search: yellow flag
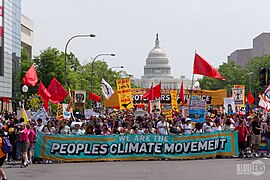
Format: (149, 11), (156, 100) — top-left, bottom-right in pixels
(22, 105), (28, 124)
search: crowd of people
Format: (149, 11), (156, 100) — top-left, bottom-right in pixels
(0, 110), (270, 169)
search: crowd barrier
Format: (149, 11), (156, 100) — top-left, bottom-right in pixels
(34, 131), (239, 161)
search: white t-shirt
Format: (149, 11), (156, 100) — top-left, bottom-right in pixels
(194, 129), (203, 134)
(212, 125), (223, 132)
(225, 124), (234, 131)
(203, 122), (213, 133)
(183, 124), (192, 134)
(157, 121), (168, 135)
(43, 126), (56, 134)
(35, 125), (44, 133)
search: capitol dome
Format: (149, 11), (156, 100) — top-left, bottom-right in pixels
(142, 34), (171, 79)
(148, 42), (167, 58)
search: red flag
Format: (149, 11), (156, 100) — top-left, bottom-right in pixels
(23, 64), (38, 86)
(247, 92), (254, 105)
(143, 83), (161, 100)
(48, 78), (68, 104)
(193, 53), (225, 80)
(143, 83), (161, 114)
(179, 81), (185, 106)
(38, 81), (51, 111)
(2, 97), (10, 103)
(88, 92), (101, 102)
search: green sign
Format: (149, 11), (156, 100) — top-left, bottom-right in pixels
(34, 131), (239, 161)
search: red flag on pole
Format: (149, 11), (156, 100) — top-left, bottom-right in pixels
(48, 77), (68, 104)
(88, 92), (101, 102)
(143, 83), (161, 114)
(179, 81), (185, 106)
(193, 53), (225, 80)
(38, 81), (51, 111)
(22, 64), (38, 86)
(142, 83), (161, 100)
(247, 92), (254, 105)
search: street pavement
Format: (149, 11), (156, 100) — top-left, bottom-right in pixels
(3, 158), (269, 180)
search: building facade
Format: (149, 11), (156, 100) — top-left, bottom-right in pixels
(0, 0), (21, 99)
(21, 14), (33, 59)
(132, 34), (192, 90)
(227, 49), (253, 67)
(253, 32), (270, 58)
(228, 32), (270, 67)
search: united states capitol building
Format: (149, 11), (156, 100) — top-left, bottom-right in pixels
(131, 34), (192, 90)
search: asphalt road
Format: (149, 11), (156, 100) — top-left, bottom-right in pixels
(3, 158), (270, 180)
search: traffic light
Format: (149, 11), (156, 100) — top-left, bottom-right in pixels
(259, 67), (266, 87)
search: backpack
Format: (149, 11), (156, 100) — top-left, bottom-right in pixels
(2, 137), (12, 153)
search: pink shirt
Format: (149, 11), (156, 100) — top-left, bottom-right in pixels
(19, 128), (30, 142)
(28, 129), (36, 147)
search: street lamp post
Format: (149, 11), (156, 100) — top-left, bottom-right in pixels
(64, 34), (96, 86)
(90, 53), (115, 108)
(22, 85), (28, 108)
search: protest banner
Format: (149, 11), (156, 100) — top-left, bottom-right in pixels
(84, 109), (99, 119)
(31, 107), (48, 123)
(34, 131), (239, 161)
(149, 100), (161, 114)
(104, 88), (227, 108)
(182, 106), (189, 118)
(223, 98), (236, 114)
(56, 104), (63, 120)
(189, 96), (206, 123)
(116, 78), (134, 110)
(62, 103), (71, 119)
(170, 90), (178, 112)
(74, 90), (86, 109)
(232, 85), (245, 107)
(162, 105), (172, 120)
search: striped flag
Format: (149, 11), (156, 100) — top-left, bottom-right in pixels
(101, 78), (114, 100)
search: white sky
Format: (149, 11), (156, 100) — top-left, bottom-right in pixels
(22, 0), (270, 79)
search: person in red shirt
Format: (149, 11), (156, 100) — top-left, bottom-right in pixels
(27, 123), (36, 164)
(234, 119), (249, 157)
(18, 123), (30, 168)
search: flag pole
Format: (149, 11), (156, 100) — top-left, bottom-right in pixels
(188, 51), (196, 117)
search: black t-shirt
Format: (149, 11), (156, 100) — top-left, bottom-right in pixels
(251, 121), (261, 135)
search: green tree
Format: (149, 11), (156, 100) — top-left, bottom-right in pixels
(199, 62), (248, 95)
(33, 47), (65, 87)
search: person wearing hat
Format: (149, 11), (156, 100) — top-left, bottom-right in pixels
(18, 122), (29, 168)
(183, 118), (192, 135)
(0, 123), (8, 180)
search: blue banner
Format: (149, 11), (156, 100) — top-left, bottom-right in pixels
(34, 131), (239, 161)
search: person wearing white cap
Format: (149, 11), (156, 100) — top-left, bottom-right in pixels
(183, 118), (192, 135)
